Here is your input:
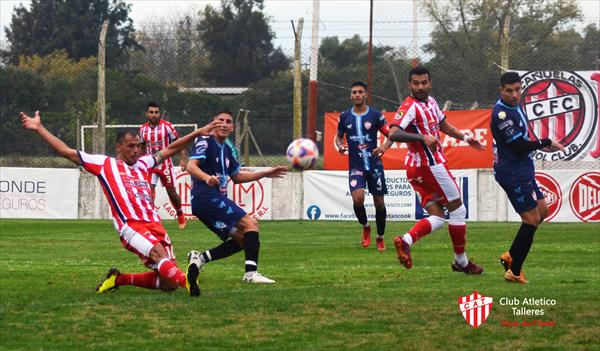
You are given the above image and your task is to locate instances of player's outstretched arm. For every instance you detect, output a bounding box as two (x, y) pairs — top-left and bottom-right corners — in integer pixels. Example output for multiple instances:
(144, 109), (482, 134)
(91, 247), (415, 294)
(230, 166), (288, 184)
(20, 111), (81, 165)
(439, 119), (484, 150)
(159, 120), (223, 162)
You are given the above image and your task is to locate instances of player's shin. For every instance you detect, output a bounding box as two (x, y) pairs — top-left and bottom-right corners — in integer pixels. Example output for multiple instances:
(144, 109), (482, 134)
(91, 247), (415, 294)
(403, 215), (444, 246)
(243, 231), (260, 273)
(375, 205), (386, 237)
(448, 205), (468, 267)
(116, 272), (160, 290)
(353, 203), (368, 226)
(510, 223), (537, 276)
(157, 258), (187, 288)
(202, 239), (243, 263)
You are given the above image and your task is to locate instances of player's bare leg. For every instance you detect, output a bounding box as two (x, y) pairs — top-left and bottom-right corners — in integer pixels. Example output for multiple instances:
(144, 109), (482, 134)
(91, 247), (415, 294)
(446, 199), (483, 274)
(351, 189), (371, 248)
(373, 194), (386, 251)
(165, 186), (186, 229)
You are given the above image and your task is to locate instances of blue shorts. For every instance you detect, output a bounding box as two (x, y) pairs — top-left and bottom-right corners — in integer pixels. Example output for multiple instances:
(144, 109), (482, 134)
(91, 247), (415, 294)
(191, 193), (247, 241)
(349, 167), (387, 195)
(497, 177), (543, 214)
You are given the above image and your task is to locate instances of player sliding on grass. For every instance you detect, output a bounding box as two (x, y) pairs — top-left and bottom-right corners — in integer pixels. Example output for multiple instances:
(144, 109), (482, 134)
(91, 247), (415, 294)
(185, 109), (287, 285)
(20, 111), (222, 297)
(491, 72), (564, 284)
(386, 66), (485, 274)
(335, 81), (391, 251)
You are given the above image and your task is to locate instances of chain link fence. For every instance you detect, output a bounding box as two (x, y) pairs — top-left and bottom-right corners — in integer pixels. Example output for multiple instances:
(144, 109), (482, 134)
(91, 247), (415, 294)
(1, 2), (598, 170)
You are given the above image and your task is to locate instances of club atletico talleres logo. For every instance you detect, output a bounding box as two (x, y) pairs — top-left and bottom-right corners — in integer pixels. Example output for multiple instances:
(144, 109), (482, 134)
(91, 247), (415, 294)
(458, 291), (494, 328)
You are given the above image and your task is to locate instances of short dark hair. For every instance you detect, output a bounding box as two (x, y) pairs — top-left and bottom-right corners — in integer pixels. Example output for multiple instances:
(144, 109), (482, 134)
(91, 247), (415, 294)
(350, 81), (367, 90)
(146, 102), (160, 111)
(408, 66), (430, 82)
(116, 129), (139, 144)
(213, 109), (234, 119)
(500, 71), (521, 87)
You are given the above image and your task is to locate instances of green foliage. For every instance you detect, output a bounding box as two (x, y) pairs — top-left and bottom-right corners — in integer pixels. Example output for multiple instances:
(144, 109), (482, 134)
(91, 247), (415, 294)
(2, 0), (140, 68)
(198, 0), (290, 86)
(0, 220), (599, 350)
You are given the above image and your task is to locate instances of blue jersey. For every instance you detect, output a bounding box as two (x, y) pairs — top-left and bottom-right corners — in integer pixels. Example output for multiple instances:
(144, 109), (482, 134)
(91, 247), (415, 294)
(490, 99), (535, 183)
(189, 136), (241, 196)
(337, 106), (387, 171)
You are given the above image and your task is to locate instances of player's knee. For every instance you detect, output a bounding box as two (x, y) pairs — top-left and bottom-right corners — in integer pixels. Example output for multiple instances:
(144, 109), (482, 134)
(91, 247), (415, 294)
(149, 244), (168, 263)
(448, 204), (467, 225)
(426, 215), (445, 232)
(238, 215), (259, 232)
(158, 278), (178, 292)
(537, 204), (549, 223)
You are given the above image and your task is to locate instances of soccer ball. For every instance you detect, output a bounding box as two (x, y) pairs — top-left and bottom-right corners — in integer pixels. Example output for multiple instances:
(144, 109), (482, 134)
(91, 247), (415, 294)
(286, 138), (319, 170)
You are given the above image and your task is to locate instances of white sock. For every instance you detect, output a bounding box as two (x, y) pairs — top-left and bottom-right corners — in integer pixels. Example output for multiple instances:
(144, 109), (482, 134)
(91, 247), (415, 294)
(363, 223), (370, 228)
(377, 234), (384, 239)
(402, 233), (413, 246)
(455, 253), (468, 267)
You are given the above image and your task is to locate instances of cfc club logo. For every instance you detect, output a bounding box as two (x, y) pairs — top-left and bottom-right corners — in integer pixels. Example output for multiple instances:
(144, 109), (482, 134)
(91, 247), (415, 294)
(458, 291), (494, 328)
(520, 71), (599, 161)
(569, 172), (600, 222)
(535, 172), (562, 221)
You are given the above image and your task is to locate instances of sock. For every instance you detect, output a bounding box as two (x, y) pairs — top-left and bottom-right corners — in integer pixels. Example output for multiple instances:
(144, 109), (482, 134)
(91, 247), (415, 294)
(510, 223), (537, 276)
(375, 206), (386, 237)
(157, 258), (186, 288)
(202, 239), (243, 263)
(176, 209), (183, 217)
(448, 205), (468, 267)
(353, 203), (368, 226)
(115, 271), (160, 290)
(243, 231), (260, 273)
(406, 216), (444, 246)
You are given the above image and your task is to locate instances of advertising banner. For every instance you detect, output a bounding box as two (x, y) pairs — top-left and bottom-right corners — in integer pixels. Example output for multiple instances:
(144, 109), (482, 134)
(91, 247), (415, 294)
(303, 169), (477, 221)
(155, 167), (272, 221)
(323, 110), (494, 170)
(516, 70), (599, 162)
(0, 167), (79, 219)
(508, 170), (600, 223)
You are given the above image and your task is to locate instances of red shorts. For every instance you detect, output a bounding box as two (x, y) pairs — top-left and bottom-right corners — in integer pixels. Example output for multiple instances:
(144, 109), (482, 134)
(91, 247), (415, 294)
(119, 220), (176, 269)
(406, 163), (461, 208)
(150, 165), (176, 188)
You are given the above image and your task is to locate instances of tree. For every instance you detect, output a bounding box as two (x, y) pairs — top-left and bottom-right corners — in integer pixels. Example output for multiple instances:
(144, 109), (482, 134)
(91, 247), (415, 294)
(423, 0), (586, 108)
(198, 0), (289, 86)
(3, 0), (140, 68)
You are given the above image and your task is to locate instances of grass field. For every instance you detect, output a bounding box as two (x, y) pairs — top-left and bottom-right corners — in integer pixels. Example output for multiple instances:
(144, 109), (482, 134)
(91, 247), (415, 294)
(0, 219), (598, 350)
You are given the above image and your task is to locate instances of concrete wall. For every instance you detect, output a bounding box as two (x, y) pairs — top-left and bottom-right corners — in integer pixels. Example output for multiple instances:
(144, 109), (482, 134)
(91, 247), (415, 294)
(78, 170), (513, 221)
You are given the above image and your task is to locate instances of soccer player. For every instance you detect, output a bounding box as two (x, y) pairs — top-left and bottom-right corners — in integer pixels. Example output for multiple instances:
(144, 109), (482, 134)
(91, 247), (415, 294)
(185, 109), (287, 284)
(139, 102), (188, 229)
(20, 110), (222, 296)
(491, 71), (564, 283)
(334, 81), (390, 251)
(388, 66), (485, 274)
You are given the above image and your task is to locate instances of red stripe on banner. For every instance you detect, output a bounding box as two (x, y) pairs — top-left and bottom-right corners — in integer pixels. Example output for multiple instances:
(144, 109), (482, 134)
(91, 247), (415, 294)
(555, 114), (566, 141)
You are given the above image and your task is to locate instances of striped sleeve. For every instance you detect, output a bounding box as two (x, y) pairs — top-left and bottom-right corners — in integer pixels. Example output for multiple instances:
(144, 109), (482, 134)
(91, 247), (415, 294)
(78, 151), (108, 176)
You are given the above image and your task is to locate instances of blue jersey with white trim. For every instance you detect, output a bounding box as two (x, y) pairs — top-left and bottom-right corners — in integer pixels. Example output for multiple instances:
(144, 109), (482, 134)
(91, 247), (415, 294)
(190, 136), (241, 196)
(337, 106), (386, 171)
(490, 99), (535, 181)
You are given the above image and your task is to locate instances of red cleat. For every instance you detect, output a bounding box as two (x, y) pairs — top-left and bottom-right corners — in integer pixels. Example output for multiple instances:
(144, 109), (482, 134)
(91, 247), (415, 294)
(361, 226), (371, 248)
(376, 237), (386, 251)
(177, 214), (187, 229)
(393, 236), (412, 269)
(451, 259), (483, 275)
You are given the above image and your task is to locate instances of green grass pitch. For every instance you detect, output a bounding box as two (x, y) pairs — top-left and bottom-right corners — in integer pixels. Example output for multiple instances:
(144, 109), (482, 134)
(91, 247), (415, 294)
(0, 219), (598, 350)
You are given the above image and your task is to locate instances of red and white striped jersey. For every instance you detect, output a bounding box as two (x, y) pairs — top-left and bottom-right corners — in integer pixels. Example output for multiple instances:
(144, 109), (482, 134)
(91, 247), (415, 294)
(139, 120), (179, 171)
(392, 95), (447, 167)
(78, 151), (161, 230)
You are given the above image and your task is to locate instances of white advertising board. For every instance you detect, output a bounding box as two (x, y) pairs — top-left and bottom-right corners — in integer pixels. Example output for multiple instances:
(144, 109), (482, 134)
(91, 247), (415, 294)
(154, 167), (273, 220)
(303, 169), (478, 221)
(0, 167), (79, 219)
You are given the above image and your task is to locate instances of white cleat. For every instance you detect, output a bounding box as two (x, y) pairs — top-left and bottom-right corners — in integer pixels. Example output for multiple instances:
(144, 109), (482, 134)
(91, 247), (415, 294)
(242, 272), (276, 284)
(187, 250), (205, 272)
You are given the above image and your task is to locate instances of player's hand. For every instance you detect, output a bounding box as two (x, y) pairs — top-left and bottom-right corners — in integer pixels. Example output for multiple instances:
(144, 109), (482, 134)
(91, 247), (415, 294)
(549, 139), (565, 152)
(20, 111), (42, 131)
(422, 135), (439, 151)
(464, 135), (485, 151)
(372, 146), (386, 158)
(337, 143), (348, 155)
(196, 120), (225, 136)
(205, 175), (220, 187)
(266, 166), (288, 178)
(179, 158), (188, 171)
